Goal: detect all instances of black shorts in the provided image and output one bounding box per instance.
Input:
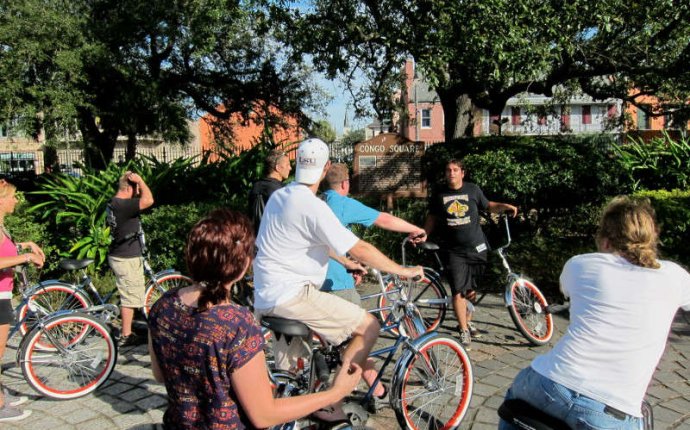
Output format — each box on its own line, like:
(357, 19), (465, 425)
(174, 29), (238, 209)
(0, 299), (14, 325)
(445, 254), (486, 297)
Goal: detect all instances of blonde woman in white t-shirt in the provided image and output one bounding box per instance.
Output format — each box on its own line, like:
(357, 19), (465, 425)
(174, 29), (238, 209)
(499, 196), (690, 430)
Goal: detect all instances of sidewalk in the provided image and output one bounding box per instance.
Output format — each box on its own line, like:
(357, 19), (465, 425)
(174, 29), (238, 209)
(1, 294), (688, 429)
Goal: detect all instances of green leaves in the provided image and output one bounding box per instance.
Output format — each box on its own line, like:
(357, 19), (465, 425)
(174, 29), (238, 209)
(614, 132), (690, 191)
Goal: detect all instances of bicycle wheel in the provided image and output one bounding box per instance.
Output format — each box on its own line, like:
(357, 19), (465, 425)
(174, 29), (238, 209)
(19, 313), (117, 400)
(143, 272), (192, 318)
(378, 269), (447, 334)
(392, 334), (473, 429)
(17, 283), (91, 337)
(507, 279), (554, 346)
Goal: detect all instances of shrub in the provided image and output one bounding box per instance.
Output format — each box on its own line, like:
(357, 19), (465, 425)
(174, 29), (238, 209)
(5, 192), (61, 276)
(634, 189), (690, 268)
(615, 133), (690, 191)
(423, 134), (629, 218)
(141, 201), (221, 272)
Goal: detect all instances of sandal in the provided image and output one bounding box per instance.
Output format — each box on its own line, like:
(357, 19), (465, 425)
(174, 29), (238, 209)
(311, 405), (351, 427)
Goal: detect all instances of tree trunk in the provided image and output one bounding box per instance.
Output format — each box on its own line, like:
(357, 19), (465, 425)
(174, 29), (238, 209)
(437, 88), (476, 142)
(126, 132), (137, 161)
(83, 133), (116, 170)
(78, 109), (117, 170)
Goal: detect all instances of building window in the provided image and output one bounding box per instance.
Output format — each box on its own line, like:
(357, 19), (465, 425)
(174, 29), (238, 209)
(582, 105), (592, 125)
(421, 109), (431, 128)
(607, 104), (618, 119)
(560, 106), (571, 131)
(637, 105), (651, 130)
(511, 107), (521, 126)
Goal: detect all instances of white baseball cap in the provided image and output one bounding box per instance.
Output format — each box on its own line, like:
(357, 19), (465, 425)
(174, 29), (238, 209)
(295, 138), (330, 185)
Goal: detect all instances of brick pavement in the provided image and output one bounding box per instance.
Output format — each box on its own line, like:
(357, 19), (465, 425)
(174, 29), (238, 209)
(1, 294), (689, 429)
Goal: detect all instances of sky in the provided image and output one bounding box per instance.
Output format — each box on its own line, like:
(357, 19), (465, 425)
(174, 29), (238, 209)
(317, 74), (372, 137)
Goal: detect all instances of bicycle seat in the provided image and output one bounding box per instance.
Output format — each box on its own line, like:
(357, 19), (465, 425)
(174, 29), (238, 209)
(418, 241), (440, 252)
(498, 398), (571, 430)
(261, 316), (311, 338)
(59, 259), (95, 271)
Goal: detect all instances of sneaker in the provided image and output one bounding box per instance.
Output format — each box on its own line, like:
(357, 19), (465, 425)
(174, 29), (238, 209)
(118, 333), (145, 348)
(0, 404), (32, 422)
(2, 389), (28, 407)
(460, 330), (472, 350)
(467, 322), (482, 339)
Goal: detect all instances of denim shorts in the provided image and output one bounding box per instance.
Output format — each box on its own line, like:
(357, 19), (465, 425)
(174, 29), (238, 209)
(499, 366), (642, 430)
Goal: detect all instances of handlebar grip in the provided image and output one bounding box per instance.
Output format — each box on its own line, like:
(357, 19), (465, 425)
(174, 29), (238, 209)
(412, 275), (422, 282)
(545, 303), (570, 314)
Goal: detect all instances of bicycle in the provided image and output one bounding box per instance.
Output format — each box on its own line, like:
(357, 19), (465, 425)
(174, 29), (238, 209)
(390, 214), (555, 346)
(14, 232), (191, 334)
(16, 310), (118, 400)
(5, 265), (118, 399)
(263, 268), (474, 430)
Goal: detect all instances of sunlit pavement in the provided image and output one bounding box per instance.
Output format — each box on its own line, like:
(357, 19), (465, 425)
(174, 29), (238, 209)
(1, 293), (688, 429)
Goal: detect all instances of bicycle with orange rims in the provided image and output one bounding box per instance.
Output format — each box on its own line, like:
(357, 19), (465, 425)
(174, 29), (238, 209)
(265, 268), (474, 430)
(388, 214), (555, 346)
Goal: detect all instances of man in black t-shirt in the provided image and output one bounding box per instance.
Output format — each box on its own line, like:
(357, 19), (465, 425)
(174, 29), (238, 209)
(248, 150), (291, 234)
(108, 171), (154, 347)
(424, 159), (517, 348)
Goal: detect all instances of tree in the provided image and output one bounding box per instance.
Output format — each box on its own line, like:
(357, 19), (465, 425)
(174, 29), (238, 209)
(310, 119), (337, 144)
(341, 128), (366, 147)
(287, 0), (690, 142)
(0, 0), (316, 168)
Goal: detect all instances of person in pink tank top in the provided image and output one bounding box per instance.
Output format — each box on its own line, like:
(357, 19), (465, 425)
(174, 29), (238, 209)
(0, 179), (45, 423)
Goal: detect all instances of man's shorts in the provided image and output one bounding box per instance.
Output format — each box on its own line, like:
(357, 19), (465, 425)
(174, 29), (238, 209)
(256, 284), (367, 371)
(256, 283), (367, 346)
(327, 288), (362, 307)
(108, 256), (146, 308)
(446, 253), (486, 298)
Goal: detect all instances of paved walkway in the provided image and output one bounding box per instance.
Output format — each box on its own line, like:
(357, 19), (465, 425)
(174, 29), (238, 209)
(2, 294), (689, 429)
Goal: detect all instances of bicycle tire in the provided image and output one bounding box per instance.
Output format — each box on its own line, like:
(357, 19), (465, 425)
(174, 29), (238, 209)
(143, 272), (192, 318)
(507, 279), (554, 346)
(378, 269), (447, 335)
(17, 282), (92, 339)
(392, 333), (473, 429)
(19, 312), (117, 399)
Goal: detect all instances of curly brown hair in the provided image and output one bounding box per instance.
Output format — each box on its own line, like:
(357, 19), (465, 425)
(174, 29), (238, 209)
(596, 196), (660, 269)
(185, 208), (255, 311)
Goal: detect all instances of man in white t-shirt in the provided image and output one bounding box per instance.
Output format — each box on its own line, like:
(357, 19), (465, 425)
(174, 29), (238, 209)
(254, 138), (423, 419)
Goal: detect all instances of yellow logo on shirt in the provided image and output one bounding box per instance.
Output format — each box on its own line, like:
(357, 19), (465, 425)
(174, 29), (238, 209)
(447, 200), (469, 218)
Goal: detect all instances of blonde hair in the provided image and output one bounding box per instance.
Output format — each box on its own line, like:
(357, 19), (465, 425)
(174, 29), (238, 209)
(0, 179), (17, 199)
(596, 196), (660, 269)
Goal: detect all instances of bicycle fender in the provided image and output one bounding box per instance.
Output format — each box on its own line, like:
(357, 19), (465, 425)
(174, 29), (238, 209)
(24, 280), (80, 297)
(155, 269), (181, 277)
(422, 267), (443, 284)
(14, 310), (76, 364)
(390, 331), (442, 407)
(503, 275), (524, 308)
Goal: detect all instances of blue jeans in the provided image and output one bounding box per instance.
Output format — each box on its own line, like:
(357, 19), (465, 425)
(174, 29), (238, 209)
(499, 367), (642, 430)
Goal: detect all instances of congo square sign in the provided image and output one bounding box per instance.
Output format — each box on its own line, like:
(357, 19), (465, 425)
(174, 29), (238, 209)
(352, 133), (426, 198)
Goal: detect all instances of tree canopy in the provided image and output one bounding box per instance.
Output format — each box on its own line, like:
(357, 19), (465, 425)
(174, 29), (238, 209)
(0, 0), (316, 167)
(287, 0), (690, 142)
(310, 119), (337, 144)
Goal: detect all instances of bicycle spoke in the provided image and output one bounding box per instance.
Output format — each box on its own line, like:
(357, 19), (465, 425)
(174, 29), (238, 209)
(398, 336), (472, 429)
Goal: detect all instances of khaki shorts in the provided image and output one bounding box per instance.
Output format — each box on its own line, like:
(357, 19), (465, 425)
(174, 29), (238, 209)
(257, 283), (367, 345)
(328, 288), (362, 307)
(257, 284), (367, 371)
(108, 256), (146, 308)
